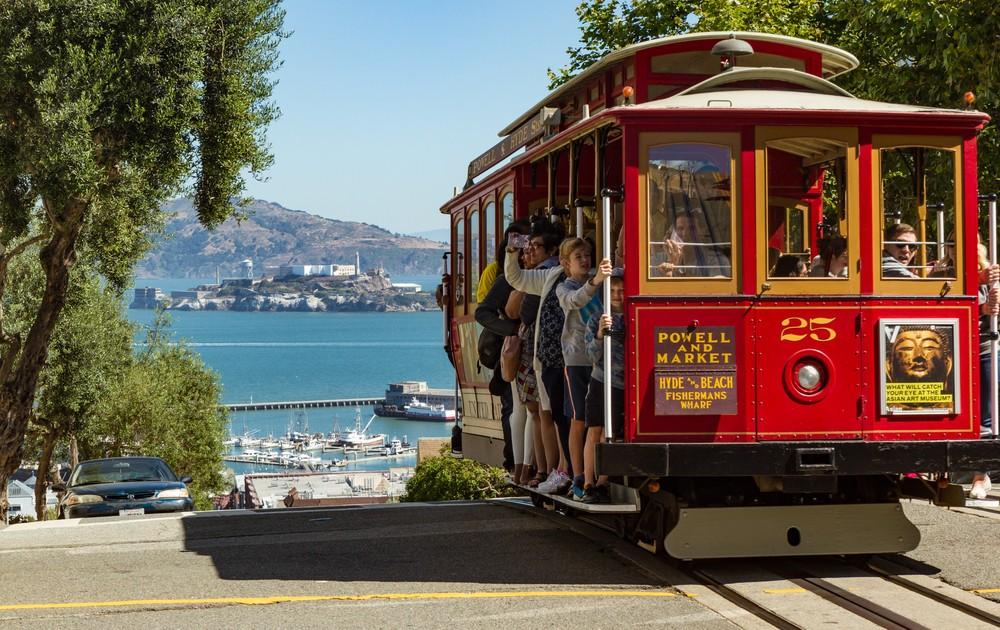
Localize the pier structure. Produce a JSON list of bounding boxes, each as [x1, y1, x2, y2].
[[225, 397, 382, 412]]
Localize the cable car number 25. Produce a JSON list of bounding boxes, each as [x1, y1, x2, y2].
[[779, 317, 837, 342]]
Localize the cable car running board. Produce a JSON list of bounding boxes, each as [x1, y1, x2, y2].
[[510, 482, 641, 514], [664, 502, 919, 560]]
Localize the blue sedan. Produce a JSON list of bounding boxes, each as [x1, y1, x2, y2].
[[55, 457, 193, 519]]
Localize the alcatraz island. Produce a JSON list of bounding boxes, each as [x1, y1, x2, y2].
[[131, 256, 440, 313]]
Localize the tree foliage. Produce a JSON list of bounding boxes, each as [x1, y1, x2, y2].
[[548, 0, 999, 194], [81, 309, 229, 510], [402, 454, 518, 502], [0, 0, 285, 514]]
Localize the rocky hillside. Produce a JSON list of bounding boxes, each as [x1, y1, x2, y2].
[[136, 198, 447, 278]]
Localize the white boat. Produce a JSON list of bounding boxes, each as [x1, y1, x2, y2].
[[259, 436, 280, 449], [337, 408, 386, 448], [299, 438, 325, 451], [403, 398, 457, 422], [236, 435, 262, 447]]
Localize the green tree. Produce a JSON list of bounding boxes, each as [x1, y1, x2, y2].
[[83, 309, 229, 509], [549, 0, 998, 194], [402, 453, 517, 502], [0, 0, 285, 516], [28, 267, 134, 519]]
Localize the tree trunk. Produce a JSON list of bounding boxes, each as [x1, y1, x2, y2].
[[0, 201, 85, 525], [70, 435, 79, 469], [34, 430, 57, 520]]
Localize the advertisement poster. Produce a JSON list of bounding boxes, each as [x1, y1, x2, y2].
[[879, 319, 959, 415]]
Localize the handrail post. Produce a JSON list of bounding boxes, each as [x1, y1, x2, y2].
[[600, 187, 622, 440], [987, 194, 999, 437]]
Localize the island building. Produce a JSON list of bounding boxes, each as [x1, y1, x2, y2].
[[130, 287, 168, 309], [273, 263, 357, 278]]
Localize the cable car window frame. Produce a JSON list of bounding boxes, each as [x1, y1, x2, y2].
[[872, 135, 963, 296], [468, 206, 480, 302], [638, 132, 740, 295], [755, 126, 861, 294], [453, 215, 465, 311], [483, 198, 497, 267]]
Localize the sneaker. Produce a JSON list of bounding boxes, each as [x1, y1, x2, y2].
[[554, 475, 573, 496], [570, 483, 587, 501], [971, 475, 992, 500], [537, 470, 569, 494]]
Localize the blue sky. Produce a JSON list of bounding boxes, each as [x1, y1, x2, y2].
[[242, 0, 584, 235]]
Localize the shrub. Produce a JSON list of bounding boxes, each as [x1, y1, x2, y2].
[[402, 455, 519, 502]]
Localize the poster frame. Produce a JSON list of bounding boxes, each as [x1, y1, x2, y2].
[[878, 318, 961, 416]]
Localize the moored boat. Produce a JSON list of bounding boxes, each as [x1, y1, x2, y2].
[[403, 397, 456, 422]]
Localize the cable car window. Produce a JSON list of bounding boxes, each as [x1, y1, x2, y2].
[[454, 217, 465, 306], [501, 192, 514, 231], [765, 139, 849, 279], [484, 201, 496, 266], [879, 147, 957, 280], [647, 143, 732, 279], [469, 209, 480, 301]]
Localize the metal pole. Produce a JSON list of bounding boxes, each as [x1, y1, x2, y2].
[[576, 205, 584, 238], [989, 195, 999, 437], [600, 189, 614, 439], [936, 208, 944, 264]]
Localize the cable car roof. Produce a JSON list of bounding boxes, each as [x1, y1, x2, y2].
[[499, 31, 860, 136]]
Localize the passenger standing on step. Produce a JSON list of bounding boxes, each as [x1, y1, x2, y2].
[[475, 220, 531, 475], [505, 220, 570, 488], [581, 268, 626, 504], [555, 238, 611, 499]]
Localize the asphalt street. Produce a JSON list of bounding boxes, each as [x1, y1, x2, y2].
[[0, 502, 736, 629], [1, 498, 998, 628]]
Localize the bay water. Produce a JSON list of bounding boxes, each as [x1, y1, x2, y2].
[[128, 275, 456, 475]]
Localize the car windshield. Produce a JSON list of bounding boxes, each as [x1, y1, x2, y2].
[[70, 460, 176, 486]]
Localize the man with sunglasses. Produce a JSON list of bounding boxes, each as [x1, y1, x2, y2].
[[882, 223, 919, 278]]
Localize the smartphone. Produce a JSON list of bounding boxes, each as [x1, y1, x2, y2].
[[509, 233, 531, 249]]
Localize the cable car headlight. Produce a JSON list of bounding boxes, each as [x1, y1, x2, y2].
[[795, 362, 823, 392], [783, 351, 835, 404]]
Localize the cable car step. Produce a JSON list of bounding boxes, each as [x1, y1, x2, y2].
[[509, 481, 641, 513]]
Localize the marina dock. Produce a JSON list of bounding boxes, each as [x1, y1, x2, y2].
[[224, 397, 382, 412]]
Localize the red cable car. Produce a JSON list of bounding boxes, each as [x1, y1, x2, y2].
[[439, 32, 1000, 559]]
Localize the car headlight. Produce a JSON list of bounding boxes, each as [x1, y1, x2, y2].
[[65, 494, 102, 505], [157, 488, 190, 499]]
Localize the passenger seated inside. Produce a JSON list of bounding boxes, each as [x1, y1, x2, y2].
[[929, 230, 957, 278], [808, 236, 848, 278], [770, 254, 807, 277], [882, 223, 919, 278], [655, 209, 731, 278]]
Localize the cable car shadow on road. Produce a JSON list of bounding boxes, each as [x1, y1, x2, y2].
[[177, 501, 662, 584]]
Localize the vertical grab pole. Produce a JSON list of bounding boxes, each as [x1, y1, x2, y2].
[[600, 188, 617, 439], [989, 195, 999, 437]]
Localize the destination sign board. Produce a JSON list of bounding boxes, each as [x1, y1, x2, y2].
[[466, 107, 561, 185], [653, 326, 737, 415]]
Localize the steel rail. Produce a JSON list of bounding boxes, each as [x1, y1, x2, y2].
[[864, 556, 1000, 628]]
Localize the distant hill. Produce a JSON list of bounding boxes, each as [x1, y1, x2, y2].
[[408, 228, 450, 244], [136, 199, 447, 278]]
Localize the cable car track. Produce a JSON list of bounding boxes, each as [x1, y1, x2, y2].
[[499, 498, 1000, 629]]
